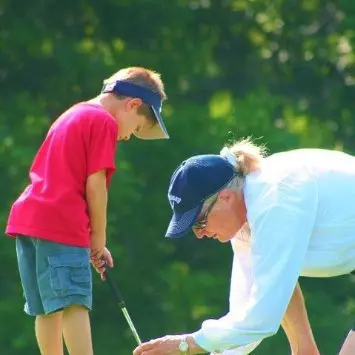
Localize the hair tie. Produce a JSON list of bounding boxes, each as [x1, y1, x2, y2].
[[220, 147, 238, 169]]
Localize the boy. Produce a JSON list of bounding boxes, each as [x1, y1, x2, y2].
[[6, 67, 169, 355]]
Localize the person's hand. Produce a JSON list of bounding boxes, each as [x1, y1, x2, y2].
[[90, 247, 113, 280], [133, 335, 182, 355], [133, 334, 202, 355], [90, 233, 106, 261]]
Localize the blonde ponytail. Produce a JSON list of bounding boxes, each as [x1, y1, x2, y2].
[[221, 137, 267, 176]]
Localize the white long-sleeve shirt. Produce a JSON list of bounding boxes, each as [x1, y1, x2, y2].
[[193, 149, 355, 354]]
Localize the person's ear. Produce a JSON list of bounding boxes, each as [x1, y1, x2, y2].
[[125, 98, 143, 111], [217, 189, 234, 206]]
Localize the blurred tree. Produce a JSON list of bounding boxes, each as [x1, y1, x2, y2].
[[1, 0, 355, 354]]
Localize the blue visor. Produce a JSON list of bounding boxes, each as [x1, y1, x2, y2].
[[101, 80, 169, 140]]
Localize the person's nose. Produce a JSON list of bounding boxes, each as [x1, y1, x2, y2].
[[193, 228, 211, 239]]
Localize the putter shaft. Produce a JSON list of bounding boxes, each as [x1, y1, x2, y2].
[[104, 268, 142, 345], [121, 306, 142, 345]]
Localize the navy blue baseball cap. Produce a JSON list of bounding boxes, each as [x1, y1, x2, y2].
[[101, 80, 169, 140], [165, 154, 237, 238]]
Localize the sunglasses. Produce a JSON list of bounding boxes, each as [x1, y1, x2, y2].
[[193, 194, 218, 230]]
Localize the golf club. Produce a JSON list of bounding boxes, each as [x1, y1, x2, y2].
[[104, 267, 142, 345]]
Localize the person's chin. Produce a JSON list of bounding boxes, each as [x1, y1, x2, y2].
[[218, 235, 233, 243]]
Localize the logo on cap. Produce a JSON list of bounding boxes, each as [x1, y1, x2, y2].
[[169, 194, 181, 205]]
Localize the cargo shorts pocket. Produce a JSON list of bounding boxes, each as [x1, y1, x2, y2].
[[48, 254, 91, 298]]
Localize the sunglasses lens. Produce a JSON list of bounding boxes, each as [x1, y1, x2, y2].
[[194, 221, 205, 229]]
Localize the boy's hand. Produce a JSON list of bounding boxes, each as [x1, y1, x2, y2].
[[91, 247, 114, 280]]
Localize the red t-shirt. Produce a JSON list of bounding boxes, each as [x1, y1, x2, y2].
[[6, 102, 118, 247]]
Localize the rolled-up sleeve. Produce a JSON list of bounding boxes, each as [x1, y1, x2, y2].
[[193, 177, 318, 353]]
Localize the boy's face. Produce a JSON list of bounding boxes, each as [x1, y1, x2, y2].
[[115, 98, 153, 141]]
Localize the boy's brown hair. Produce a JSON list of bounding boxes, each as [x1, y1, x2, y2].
[[104, 67, 167, 123]]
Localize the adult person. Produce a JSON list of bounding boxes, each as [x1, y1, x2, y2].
[[133, 138, 355, 355]]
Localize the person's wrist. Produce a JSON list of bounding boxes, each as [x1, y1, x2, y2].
[[91, 231, 106, 238], [178, 335, 189, 354], [91, 232, 106, 244], [186, 335, 206, 354]]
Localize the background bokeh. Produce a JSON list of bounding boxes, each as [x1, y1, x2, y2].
[[1, 0, 355, 354]]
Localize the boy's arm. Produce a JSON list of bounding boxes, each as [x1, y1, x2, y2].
[[86, 169, 107, 260], [281, 282, 320, 355]]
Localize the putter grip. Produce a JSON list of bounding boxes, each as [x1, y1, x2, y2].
[[104, 268, 126, 308]]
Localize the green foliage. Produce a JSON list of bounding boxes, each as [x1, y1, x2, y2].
[[1, 0, 355, 354]]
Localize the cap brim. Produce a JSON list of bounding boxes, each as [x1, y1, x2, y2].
[[134, 106, 169, 140], [165, 203, 203, 238]]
